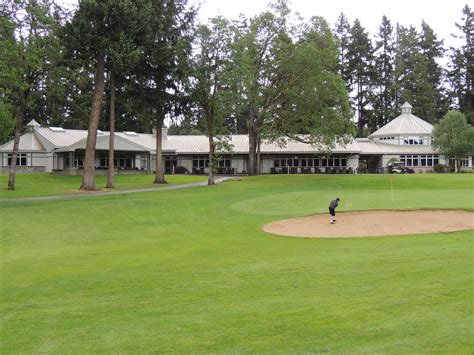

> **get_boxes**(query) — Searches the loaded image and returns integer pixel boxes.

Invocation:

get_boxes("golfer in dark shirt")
[329,198,340,224]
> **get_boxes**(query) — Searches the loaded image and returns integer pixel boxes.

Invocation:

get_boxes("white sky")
[193,0,468,48]
[59,0,468,48]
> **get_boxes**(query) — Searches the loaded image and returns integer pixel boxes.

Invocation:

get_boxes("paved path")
[0,177,233,203]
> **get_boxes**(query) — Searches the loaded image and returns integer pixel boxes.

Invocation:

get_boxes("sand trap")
[263,210,474,238]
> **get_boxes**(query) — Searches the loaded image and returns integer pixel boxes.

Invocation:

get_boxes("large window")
[7,153,27,166]
[400,155,439,167]
[115,153,134,169]
[192,155,209,168]
[217,156,231,168]
[274,155,347,168]
[449,158,470,167]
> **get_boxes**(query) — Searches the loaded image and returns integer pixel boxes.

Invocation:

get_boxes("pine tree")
[394,23,446,123]
[333,12,352,90]
[371,15,396,129]
[448,5,474,124]
[347,19,374,136]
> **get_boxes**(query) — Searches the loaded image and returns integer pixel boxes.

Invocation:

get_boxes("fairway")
[1,174,473,353]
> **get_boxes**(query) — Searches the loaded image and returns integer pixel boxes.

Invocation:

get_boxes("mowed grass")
[0,173,207,198]
[0,174,473,353]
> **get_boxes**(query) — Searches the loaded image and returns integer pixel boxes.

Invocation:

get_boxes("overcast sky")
[60,0,468,48]
[192,0,468,48]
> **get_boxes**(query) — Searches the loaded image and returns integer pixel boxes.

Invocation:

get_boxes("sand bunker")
[263,210,474,238]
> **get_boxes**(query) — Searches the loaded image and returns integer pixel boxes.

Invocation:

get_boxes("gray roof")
[0,124,438,156]
[356,139,437,154]
[369,102,434,137]
[0,132,45,152]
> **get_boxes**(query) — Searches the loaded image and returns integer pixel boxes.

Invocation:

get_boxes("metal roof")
[0,125,439,156]
[369,102,434,137]
[35,127,89,147]
[356,139,437,154]
[0,132,46,152]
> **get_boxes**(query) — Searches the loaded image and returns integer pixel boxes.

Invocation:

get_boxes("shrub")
[174,166,189,174]
[433,164,446,173]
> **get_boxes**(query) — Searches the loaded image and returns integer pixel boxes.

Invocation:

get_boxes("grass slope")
[1,174,473,352]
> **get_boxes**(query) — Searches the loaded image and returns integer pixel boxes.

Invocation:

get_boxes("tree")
[230,2,291,175]
[104,0,144,188]
[271,16,355,147]
[347,19,374,136]
[133,0,194,184]
[333,12,352,90]
[1,0,63,190]
[432,110,474,172]
[448,5,474,124]
[64,0,109,191]
[187,18,233,185]
[371,15,396,130]
[394,23,447,123]
[64,0,150,190]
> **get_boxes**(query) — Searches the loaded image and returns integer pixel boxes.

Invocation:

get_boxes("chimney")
[162,128,168,140]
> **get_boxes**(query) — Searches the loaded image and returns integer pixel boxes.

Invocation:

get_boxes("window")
[114,153,134,169]
[99,154,108,168]
[192,155,209,168]
[403,136,424,145]
[7,153,27,166]
[217,156,231,167]
[74,152,84,167]
[450,158,470,167]
[400,155,439,167]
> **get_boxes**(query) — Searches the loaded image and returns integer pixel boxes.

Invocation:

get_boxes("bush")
[433,164,446,173]
[174,166,189,174]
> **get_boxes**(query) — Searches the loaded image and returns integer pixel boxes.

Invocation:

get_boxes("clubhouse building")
[1,103,472,174]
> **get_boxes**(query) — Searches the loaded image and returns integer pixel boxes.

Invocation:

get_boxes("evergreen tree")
[418,21,448,121]
[371,15,396,129]
[347,19,374,136]
[394,23,446,123]
[448,5,474,124]
[132,0,194,184]
[333,12,352,90]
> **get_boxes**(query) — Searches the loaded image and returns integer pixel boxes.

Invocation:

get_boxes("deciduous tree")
[432,110,474,172]
[1,0,63,190]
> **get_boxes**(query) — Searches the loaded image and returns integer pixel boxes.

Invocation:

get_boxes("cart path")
[0,176,233,203]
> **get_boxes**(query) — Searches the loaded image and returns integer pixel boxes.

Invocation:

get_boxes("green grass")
[1,174,473,353]
[0,173,207,198]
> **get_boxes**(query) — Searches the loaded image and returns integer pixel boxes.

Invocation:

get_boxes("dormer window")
[403,136,423,145]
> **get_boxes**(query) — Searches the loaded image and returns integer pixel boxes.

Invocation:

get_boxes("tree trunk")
[455,159,459,173]
[80,53,106,191]
[106,71,116,188]
[7,94,27,191]
[248,109,256,176]
[154,118,167,184]
[208,134,215,185]
[256,138,261,174]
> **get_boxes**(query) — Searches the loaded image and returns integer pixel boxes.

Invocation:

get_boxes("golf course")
[1,173,473,352]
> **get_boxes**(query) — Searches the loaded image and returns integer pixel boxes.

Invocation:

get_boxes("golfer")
[329,197,340,224]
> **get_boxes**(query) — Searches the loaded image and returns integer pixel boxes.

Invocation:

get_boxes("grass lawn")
[0,173,207,199]
[1,174,473,352]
